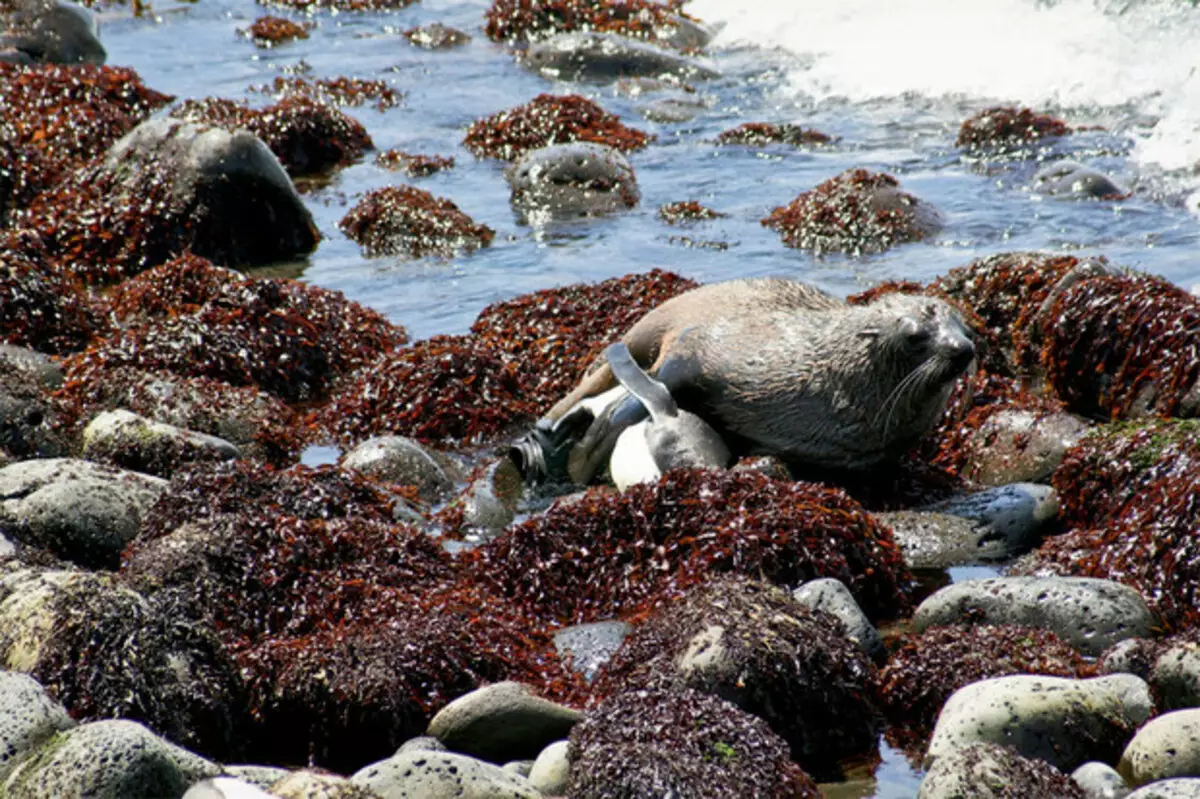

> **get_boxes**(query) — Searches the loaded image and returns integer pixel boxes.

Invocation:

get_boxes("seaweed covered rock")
[507,142,639,224]
[1039,272,1200,420]
[658,200,725,224]
[243,16,311,48]
[0,233,102,356]
[877,625,1097,739]
[484,0,704,45]
[957,106,1071,153]
[256,0,415,14]
[464,93,650,161]
[339,185,494,258]
[404,22,472,50]
[0,0,105,66]
[0,458,166,569]
[466,469,914,625]
[172,96,371,176]
[567,687,819,798]
[376,149,454,177]
[715,122,832,147]
[81,409,241,479]
[520,31,719,83]
[0,62,172,217]
[21,118,318,283]
[762,168,941,255]
[919,742,1087,799]
[1019,420,1200,629]
[1,719,220,798]
[593,576,878,778]
[61,254,405,405]
[0,346,69,461]
[0,568,247,759]
[252,76,403,113]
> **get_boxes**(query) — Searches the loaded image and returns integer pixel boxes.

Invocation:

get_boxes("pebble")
[425,681,582,764]
[183,777,275,798]
[1153,640,1200,711]
[1120,709,1200,787]
[914,576,1155,656]
[269,769,382,798]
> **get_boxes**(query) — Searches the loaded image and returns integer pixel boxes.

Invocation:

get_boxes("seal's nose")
[948,334,976,370]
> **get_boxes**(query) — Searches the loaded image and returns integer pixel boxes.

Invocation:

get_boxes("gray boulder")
[350,750,540,799]
[425,681,582,764]
[0,0,104,65]
[0,671,73,779]
[507,141,640,225]
[2,719,219,798]
[0,458,167,569]
[83,409,241,479]
[914,576,1155,656]
[1120,709,1200,787]
[792,577,885,663]
[1127,780,1200,798]
[1073,761,1131,799]
[527,739,569,796]
[0,347,68,462]
[962,408,1090,486]
[100,118,319,267]
[552,620,630,682]
[341,436,455,503]
[919,741,1086,798]
[925,674,1153,773]
[1153,640,1200,711]
[1034,160,1128,200]
[521,31,719,83]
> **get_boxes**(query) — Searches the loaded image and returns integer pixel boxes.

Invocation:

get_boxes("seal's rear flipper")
[605,342,678,420]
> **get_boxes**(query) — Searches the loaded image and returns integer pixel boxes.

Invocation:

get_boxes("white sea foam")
[692,0,1200,171]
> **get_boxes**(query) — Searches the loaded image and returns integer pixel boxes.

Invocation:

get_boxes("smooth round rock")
[350,750,540,799]
[501,760,533,777]
[0,0,105,65]
[792,577,886,663]
[425,681,582,764]
[1154,641,1200,711]
[527,739,569,796]
[340,435,455,503]
[878,509,1012,569]
[922,483,1060,555]
[0,671,73,779]
[925,674,1153,773]
[2,719,219,798]
[269,769,381,798]
[1127,779,1200,798]
[919,741,1085,798]
[183,777,275,798]
[83,409,241,478]
[520,31,719,83]
[914,576,1155,656]
[395,736,448,755]
[1034,160,1128,200]
[507,142,639,224]
[963,408,1090,486]
[1073,761,1131,799]
[552,621,631,682]
[1120,709,1200,787]
[0,457,167,569]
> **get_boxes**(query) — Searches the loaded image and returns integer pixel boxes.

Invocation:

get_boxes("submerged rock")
[507,141,640,224]
[1034,159,1128,200]
[339,185,494,258]
[521,31,719,83]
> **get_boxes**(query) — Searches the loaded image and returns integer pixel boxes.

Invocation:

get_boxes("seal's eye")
[900,317,929,345]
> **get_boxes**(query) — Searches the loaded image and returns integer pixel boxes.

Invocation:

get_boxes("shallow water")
[95,0,1200,791]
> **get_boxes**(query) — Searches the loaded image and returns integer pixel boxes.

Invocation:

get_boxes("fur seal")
[510,277,975,485]
[604,341,731,489]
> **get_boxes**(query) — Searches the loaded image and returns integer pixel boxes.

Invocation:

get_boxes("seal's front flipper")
[605,342,679,421]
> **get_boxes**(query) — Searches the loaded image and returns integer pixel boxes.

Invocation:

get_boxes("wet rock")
[763,168,941,255]
[552,620,630,681]
[437,458,522,540]
[792,577,885,663]
[375,150,454,177]
[715,122,833,147]
[184,777,275,798]
[919,741,1087,798]
[567,687,819,797]
[425,681,582,764]
[1120,709,1200,787]
[269,770,381,798]
[877,624,1097,736]
[1,719,220,798]
[925,674,1153,772]
[0,671,74,778]
[350,750,540,799]
[83,409,241,479]
[463,93,650,161]
[962,407,1091,486]
[957,106,1071,154]
[340,435,455,503]
[915,576,1154,656]
[1127,780,1200,798]
[0,348,68,461]
[1034,160,1128,200]
[527,740,569,795]
[638,94,706,123]
[506,141,640,223]
[1073,761,1131,799]
[484,0,702,46]
[593,576,878,779]
[521,31,719,82]
[878,510,1012,569]
[0,0,105,65]
[0,458,166,569]
[0,567,247,759]
[339,185,493,258]
[1154,640,1200,711]
[403,22,470,49]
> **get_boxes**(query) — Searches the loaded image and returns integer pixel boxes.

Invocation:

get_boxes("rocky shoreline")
[3,0,1200,796]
